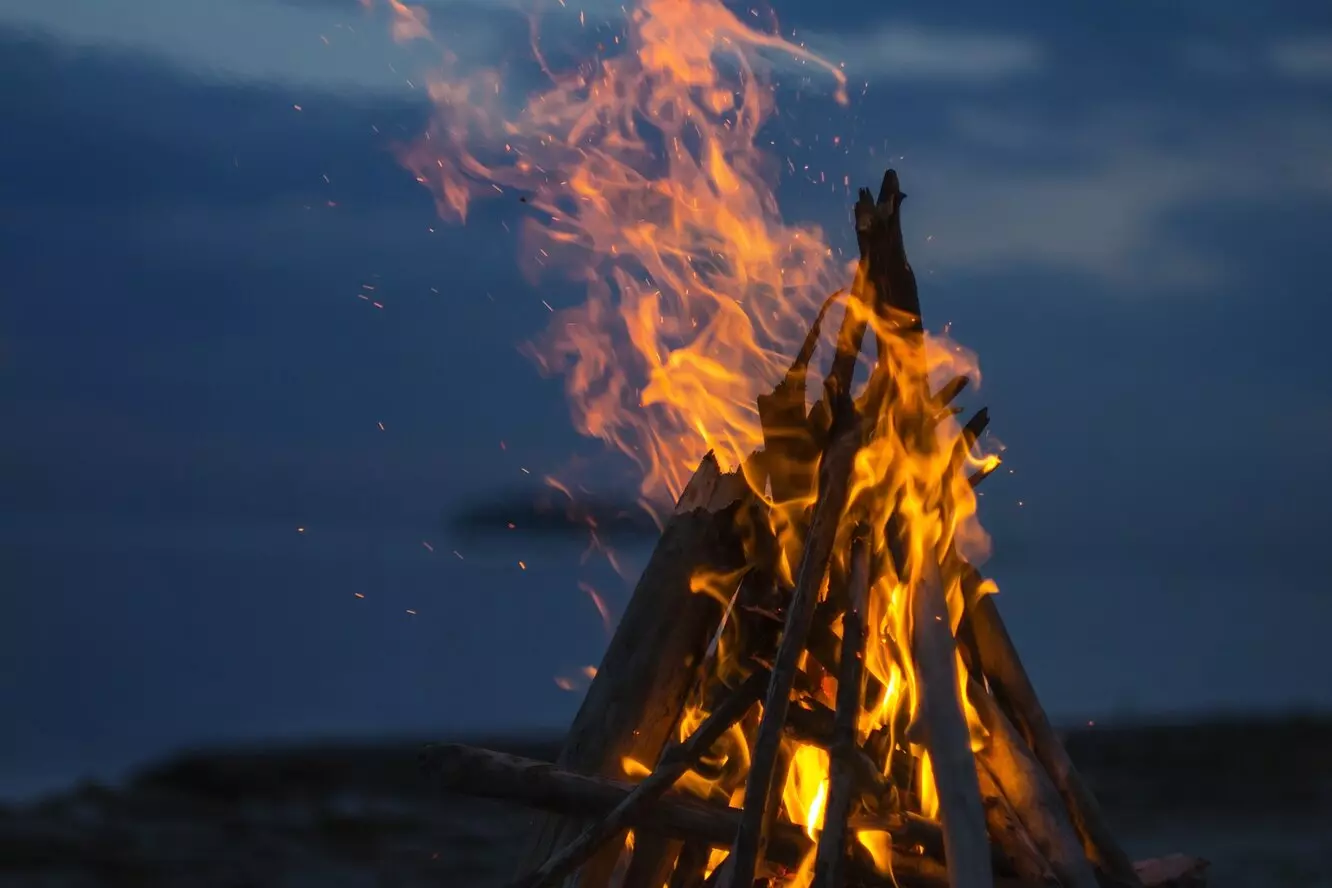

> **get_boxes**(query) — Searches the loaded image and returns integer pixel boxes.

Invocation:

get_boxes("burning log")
[962,572,1142,887]
[511,672,768,888]
[517,454,749,887]
[975,764,1058,887]
[970,681,1098,888]
[423,744,915,869]
[908,556,995,888]
[810,531,872,888]
[722,405,862,888]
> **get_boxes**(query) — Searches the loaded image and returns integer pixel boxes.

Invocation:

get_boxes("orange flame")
[377,0,848,509]
[371,0,1005,878]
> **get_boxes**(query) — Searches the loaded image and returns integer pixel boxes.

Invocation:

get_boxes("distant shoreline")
[5,709,1330,809]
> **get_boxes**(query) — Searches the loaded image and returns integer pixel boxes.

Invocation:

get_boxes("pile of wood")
[422,171,1208,888]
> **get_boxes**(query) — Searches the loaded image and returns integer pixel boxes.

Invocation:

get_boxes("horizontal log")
[511,672,767,888]
[421,743,913,871]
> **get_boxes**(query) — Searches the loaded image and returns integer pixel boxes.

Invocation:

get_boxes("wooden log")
[621,833,679,888]
[722,406,863,888]
[756,288,841,505]
[666,840,713,888]
[512,672,767,888]
[962,572,1141,887]
[811,530,873,888]
[975,762,1057,886]
[421,744,912,870]
[969,681,1098,888]
[909,557,995,888]
[517,453,748,888]
[931,376,969,410]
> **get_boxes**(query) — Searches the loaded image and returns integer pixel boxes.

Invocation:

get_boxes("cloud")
[802,23,1043,83]
[0,0,521,91]
[1269,35,1332,80]
[894,104,1332,287]
[1180,35,1332,82]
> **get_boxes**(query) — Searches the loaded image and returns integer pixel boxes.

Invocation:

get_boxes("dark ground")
[2,715,1329,887]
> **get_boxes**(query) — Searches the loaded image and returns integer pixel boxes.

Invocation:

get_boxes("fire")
[372,0,848,510]
[365,0,1005,883]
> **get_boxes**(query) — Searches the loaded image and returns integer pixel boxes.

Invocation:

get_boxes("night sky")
[2,0,1331,798]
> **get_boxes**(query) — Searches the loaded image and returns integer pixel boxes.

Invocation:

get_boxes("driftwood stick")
[910,557,994,888]
[969,681,1098,888]
[621,833,679,888]
[517,453,747,888]
[932,375,970,409]
[511,672,767,888]
[811,531,873,888]
[722,407,863,888]
[421,744,912,870]
[962,573,1140,887]
[976,762,1058,886]
[756,289,841,504]
[667,841,713,888]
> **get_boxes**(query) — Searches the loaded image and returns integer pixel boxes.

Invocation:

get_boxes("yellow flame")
[781,744,829,840]
[373,0,1007,868]
[856,830,895,875]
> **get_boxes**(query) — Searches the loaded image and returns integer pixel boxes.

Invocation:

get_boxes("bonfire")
[363,0,1210,886]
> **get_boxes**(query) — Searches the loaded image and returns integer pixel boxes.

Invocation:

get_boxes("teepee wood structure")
[422,171,1207,888]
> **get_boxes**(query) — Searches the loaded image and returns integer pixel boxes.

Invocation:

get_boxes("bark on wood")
[975,762,1057,886]
[962,573,1141,887]
[811,531,873,888]
[621,833,679,888]
[722,407,863,888]
[512,672,766,888]
[666,841,713,888]
[969,681,1098,888]
[910,557,995,888]
[518,453,748,888]
[756,289,840,505]
[421,744,910,870]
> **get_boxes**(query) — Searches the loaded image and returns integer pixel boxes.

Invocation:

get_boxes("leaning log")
[909,556,995,888]
[811,530,873,888]
[962,572,1141,887]
[975,762,1057,886]
[969,681,1098,888]
[517,453,748,888]
[723,405,863,888]
[512,672,766,888]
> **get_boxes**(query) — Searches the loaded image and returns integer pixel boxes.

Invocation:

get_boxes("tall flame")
[380,0,849,507]
[371,0,1003,880]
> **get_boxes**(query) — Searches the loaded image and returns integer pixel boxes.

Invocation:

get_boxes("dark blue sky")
[2,0,1331,797]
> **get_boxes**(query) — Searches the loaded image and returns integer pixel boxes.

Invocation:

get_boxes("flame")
[782,743,829,840]
[369,0,1007,882]
[375,0,848,511]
